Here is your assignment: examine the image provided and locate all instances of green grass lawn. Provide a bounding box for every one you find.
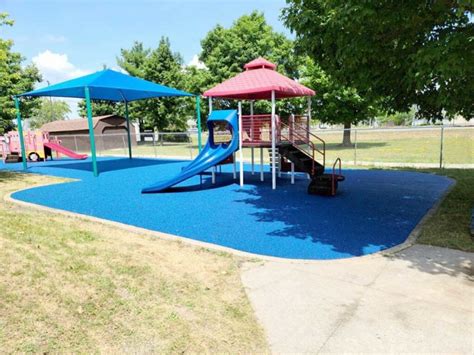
[0,172,267,353]
[414,169,474,252]
[96,127,473,167]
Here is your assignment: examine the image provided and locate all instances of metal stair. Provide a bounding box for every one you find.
[278,119,344,196]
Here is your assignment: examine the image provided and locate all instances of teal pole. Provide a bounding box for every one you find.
[14,97,27,170]
[196,95,202,152]
[84,87,98,177]
[125,101,132,159]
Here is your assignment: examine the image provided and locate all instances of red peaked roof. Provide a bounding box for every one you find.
[203,57,315,100]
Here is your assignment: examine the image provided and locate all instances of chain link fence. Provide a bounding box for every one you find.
[51,125,473,168]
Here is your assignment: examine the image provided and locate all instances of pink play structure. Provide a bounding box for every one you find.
[1,130,87,163]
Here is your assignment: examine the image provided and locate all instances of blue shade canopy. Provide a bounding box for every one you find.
[18,69,193,101]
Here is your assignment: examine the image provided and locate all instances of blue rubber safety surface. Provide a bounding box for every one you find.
[2,157,452,260]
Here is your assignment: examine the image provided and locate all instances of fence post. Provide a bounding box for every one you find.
[439,126,444,169]
[122,135,126,156]
[153,134,157,158]
[354,128,358,166]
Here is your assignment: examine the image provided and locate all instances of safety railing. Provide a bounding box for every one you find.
[292,121,326,167]
[332,157,342,196]
[241,114,279,146]
[280,121,318,175]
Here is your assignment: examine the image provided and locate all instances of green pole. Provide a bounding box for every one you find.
[125,101,132,159]
[14,97,27,170]
[84,87,98,177]
[196,95,202,152]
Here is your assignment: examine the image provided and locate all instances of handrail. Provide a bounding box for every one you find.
[332,158,342,196]
[280,121,317,175]
[292,121,326,166]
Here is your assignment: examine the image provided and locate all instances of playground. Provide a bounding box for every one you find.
[2,58,458,260]
[2,156,452,259]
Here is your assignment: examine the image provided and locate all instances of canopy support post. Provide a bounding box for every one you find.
[250,100,254,175]
[84,87,98,177]
[196,96,202,152]
[238,101,243,187]
[271,90,276,190]
[124,100,132,159]
[208,97,212,114]
[14,97,27,171]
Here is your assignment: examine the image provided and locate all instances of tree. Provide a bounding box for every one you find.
[0,13,41,134]
[302,59,375,145]
[117,41,149,78]
[78,99,121,117]
[199,11,305,118]
[200,11,300,84]
[142,37,188,131]
[117,38,189,131]
[282,0,474,121]
[30,98,71,129]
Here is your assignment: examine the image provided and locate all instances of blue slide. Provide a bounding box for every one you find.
[142,110,239,193]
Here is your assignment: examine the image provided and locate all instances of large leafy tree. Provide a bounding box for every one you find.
[142,37,188,131]
[302,59,375,145]
[30,98,71,129]
[199,11,304,117]
[200,11,300,83]
[0,13,41,134]
[78,99,122,117]
[116,38,189,131]
[282,0,474,121]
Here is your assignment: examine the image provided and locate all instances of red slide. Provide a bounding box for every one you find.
[43,142,88,160]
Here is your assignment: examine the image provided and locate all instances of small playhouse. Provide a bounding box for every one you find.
[1,130,87,163]
[203,57,344,195]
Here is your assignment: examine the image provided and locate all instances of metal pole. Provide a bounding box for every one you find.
[271,90,276,189]
[238,101,244,187]
[124,100,132,159]
[196,96,202,152]
[307,96,311,142]
[291,114,295,182]
[260,147,264,181]
[233,152,236,179]
[84,87,98,177]
[14,97,27,170]
[250,100,254,175]
[208,97,213,114]
[291,162,295,184]
[439,126,444,169]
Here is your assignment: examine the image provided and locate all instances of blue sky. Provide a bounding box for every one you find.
[3,0,290,83]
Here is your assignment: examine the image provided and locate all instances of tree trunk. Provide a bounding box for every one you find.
[341,122,353,147]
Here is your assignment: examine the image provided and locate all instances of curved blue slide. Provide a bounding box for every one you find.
[142,110,239,193]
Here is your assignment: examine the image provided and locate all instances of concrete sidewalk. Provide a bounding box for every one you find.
[241,245,473,354]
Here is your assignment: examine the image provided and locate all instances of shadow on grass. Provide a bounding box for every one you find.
[0,170,23,183]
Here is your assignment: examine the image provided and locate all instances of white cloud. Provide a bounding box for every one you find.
[42,34,67,44]
[32,50,90,85]
[187,54,207,69]
[32,50,91,118]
